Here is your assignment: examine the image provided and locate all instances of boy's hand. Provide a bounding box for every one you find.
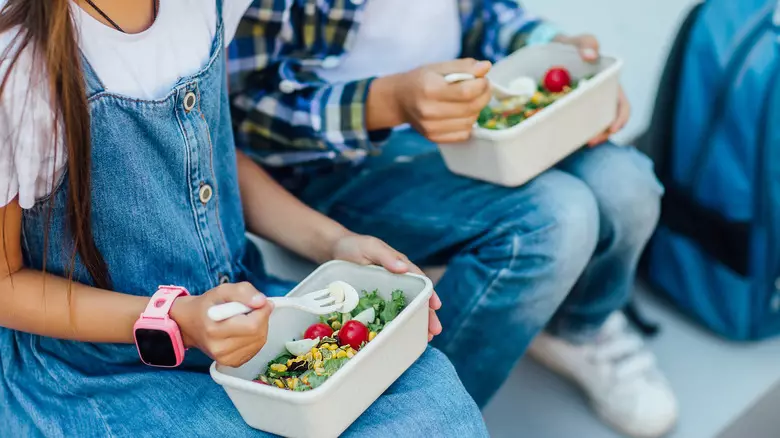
[331,233,443,341]
[380,59,493,144]
[171,282,273,368]
[554,34,631,146]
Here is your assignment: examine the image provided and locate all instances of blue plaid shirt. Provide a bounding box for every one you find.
[228,0,559,170]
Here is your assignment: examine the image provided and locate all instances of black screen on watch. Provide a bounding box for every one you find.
[135,328,177,367]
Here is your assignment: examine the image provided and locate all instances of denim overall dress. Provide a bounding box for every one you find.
[0,2,486,436]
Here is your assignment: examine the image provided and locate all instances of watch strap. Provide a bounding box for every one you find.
[141,285,190,319]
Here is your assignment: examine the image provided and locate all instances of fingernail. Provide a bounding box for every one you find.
[393,260,408,270]
[475,61,491,69]
[582,48,598,59]
[251,294,267,306]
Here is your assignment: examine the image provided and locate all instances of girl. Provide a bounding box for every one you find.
[0,1,487,436]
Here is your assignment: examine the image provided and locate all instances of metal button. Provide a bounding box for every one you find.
[279,80,298,94]
[183,91,197,112]
[199,183,213,204]
[321,56,341,69]
[219,275,230,285]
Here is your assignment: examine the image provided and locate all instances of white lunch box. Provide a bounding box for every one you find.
[439,42,623,187]
[210,261,433,438]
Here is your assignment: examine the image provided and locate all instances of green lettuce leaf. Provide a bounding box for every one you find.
[380,290,406,324]
[352,290,385,316]
[323,357,348,375]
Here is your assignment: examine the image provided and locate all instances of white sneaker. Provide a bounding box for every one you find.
[528,312,678,438]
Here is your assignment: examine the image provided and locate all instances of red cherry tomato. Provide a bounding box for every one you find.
[304,323,334,340]
[338,320,369,350]
[543,67,571,93]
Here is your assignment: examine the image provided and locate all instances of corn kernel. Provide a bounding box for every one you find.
[315,351,323,361]
[336,350,348,359]
[310,347,318,355]
[331,320,342,330]
[320,343,331,350]
[368,332,377,342]
[346,350,355,359]
[328,343,338,350]
[531,92,544,104]
[270,363,287,373]
[274,379,284,388]
[302,376,309,385]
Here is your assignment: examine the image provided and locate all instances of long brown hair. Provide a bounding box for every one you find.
[1,0,110,289]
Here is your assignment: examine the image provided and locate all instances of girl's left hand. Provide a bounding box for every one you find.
[331,233,443,341]
[553,33,631,146]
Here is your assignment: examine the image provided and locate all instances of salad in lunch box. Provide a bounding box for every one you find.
[478,66,593,130]
[254,289,407,391]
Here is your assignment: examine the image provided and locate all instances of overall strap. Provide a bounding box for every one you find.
[80,54,106,97]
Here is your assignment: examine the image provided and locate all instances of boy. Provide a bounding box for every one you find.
[228,2,677,436]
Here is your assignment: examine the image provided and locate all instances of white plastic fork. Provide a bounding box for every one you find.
[443,72,476,84]
[207,281,359,322]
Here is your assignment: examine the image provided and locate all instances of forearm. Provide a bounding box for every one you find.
[0,270,148,344]
[366,75,404,131]
[236,151,353,264]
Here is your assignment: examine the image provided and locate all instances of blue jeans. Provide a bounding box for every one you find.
[297,129,663,407]
[0,336,485,437]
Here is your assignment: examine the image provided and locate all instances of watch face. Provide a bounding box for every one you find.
[135,328,177,367]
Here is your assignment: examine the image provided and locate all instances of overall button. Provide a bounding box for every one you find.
[219,275,231,285]
[183,91,197,112]
[199,183,213,204]
[321,56,341,69]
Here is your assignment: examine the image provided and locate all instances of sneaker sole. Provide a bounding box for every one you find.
[528,343,678,438]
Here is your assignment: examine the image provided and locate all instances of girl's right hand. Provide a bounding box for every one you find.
[170,282,273,368]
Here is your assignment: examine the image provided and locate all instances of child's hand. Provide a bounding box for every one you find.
[553,33,631,146]
[170,283,273,368]
[330,233,443,342]
[387,58,493,144]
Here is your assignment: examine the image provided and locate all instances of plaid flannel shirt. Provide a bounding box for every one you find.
[228,0,559,169]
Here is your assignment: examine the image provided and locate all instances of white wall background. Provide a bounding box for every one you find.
[522,0,702,144]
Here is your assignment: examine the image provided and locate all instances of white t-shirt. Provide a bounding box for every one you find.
[314,0,461,134]
[315,0,461,83]
[0,0,251,209]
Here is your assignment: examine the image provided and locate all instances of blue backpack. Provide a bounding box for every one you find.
[642,0,780,341]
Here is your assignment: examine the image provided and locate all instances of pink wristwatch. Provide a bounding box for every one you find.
[133,285,190,367]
